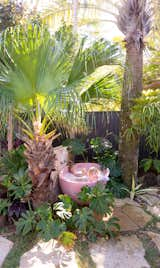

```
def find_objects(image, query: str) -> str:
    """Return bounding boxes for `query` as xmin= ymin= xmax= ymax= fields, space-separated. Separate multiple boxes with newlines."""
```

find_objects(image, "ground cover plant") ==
xmin=0 ymin=178 xmax=120 ymax=249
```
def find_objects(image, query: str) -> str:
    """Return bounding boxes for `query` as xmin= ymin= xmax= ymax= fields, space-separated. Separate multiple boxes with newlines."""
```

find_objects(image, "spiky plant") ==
xmin=116 ymin=0 xmax=152 ymax=187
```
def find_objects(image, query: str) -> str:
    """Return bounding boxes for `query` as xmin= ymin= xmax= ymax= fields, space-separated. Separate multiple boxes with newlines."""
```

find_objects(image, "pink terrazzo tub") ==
xmin=59 ymin=162 xmax=109 ymax=201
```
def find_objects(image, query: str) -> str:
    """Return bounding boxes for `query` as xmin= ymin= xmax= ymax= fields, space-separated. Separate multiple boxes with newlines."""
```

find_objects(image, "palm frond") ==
xmin=0 ymin=23 xmax=120 ymax=136
xmin=117 ymin=0 xmax=152 ymax=46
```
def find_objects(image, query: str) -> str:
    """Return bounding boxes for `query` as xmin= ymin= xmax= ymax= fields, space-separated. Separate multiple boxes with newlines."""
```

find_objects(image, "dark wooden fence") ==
xmin=86 ymin=111 xmax=152 ymax=160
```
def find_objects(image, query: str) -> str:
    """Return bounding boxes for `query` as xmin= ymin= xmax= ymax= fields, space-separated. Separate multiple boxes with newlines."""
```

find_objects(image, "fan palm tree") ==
xmin=116 ymin=0 xmax=152 ymax=187
xmin=0 ymin=23 xmax=119 ymax=207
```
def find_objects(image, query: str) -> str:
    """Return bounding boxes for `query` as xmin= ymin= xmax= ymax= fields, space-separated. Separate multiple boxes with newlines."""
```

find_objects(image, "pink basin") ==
xmin=59 ymin=163 xmax=108 ymax=201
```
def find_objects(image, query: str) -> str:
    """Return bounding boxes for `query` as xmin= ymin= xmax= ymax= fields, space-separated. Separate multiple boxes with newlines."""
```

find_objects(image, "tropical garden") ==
xmin=0 ymin=0 xmax=160 ymax=267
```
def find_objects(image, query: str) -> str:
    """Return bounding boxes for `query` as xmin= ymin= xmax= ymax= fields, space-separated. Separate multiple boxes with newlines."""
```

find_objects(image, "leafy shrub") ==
xmin=0 ymin=167 xmax=32 ymax=222
xmin=37 ymin=219 xmax=66 ymax=241
xmin=140 ymin=158 xmax=160 ymax=173
xmin=106 ymin=178 xmax=128 ymax=198
xmin=90 ymin=137 xmax=121 ymax=178
xmin=72 ymin=207 xmax=94 ymax=233
xmin=0 ymin=199 xmax=10 ymax=216
xmin=0 ymin=146 xmax=27 ymax=176
xmin=62 ymin=138 xmax=86 ymax=157
xmin=78 ymin=183 xmax=114 ymax=216
xmin=15 ymin=185 xmax=119 ymax=245
xmin=3 ymin=168 xmax=32 ymax=200
xmin=16 ymin=210 xmax=37 ymax=235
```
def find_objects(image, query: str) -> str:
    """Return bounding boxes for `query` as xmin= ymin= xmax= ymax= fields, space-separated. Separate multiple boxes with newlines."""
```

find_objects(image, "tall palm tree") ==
xmin=117 ymin=0 xmax=152 ymax=187
xmin=0 ymin=23 xmax=119 ymax=206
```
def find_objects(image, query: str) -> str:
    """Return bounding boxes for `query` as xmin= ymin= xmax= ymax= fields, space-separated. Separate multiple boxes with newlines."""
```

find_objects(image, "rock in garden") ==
xmin=20 ymin=239 xmax=78 ymax=268
xmin=147 ymin=202 xmax=160 ymax=218
xmin=89 ymin=235 xmax=150 ymax=268
xmin=0 ymin=236 xmax=13 ymax=267
xmin=114 ymin=198 xmax=152 ymax=231
xmin=147 ymin=232 xmax=160 ymax=251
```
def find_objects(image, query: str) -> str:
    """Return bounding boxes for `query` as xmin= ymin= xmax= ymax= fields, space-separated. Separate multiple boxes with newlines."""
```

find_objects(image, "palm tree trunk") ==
xmin=119 ymin=42 xmax=143 ymax=187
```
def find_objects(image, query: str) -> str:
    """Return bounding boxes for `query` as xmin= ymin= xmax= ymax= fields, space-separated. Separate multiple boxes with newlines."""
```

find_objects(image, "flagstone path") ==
xmin=0 ymin=188 xmax=160 ymax=268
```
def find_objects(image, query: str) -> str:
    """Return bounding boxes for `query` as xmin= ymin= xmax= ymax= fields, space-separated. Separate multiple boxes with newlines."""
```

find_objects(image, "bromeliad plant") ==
xmin=123 ymin=176 xmax=155 ymax=201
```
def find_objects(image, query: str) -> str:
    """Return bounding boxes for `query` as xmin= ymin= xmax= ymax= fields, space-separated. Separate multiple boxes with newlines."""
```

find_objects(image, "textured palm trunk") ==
xmin=24 ymin=134 xmax=56 ymax=208
xmin=119 ymin=42 xmax=143 ymax=187
xmin=23 ymin=123 xmax=69 ymax=208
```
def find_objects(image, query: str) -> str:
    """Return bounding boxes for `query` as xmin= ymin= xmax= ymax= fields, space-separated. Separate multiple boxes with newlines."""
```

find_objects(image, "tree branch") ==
xmin=144 ymin=80 xmax=160 ymax=90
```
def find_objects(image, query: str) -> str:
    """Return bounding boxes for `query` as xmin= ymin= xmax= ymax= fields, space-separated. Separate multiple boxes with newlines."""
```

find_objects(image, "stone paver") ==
xmin=113 ymin=208 xmax=139 ymax=231
xmin=139 ymin=194 xmax=159 ymax=206
xmin=0 ymin=236 xmax=13 ymax=267
xmin=156 ymin=222 xmax=160 ymax=229
xmin=20 ymin=239 xmax=78 ymax=268
xmin=115 ymin=198 xmax=141 ymax=208
xmin=114 ymin=198 xmax=152 ymax=231
xmin=147 ymin=203 xmax=160 ymax=218
xmin=89 ymin=235 xmax=150 ymax=268
xmin=122 ymin=204 xmax=152 ymax=227
xmin=147 ymin=232 xmax=160 ymax=251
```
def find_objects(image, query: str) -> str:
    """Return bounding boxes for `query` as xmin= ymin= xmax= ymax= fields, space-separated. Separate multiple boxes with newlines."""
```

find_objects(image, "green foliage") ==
xmin=62 ymin=138 xmax=86 ymax=156
xmin=2 ymin=168 xmax=32 ymax=200
xmin=105 ymin=217 xmax=120 ymax=237
xmin=131 ymin=91 xmax=160 ymax=154
xmin=90 ymin=137 xmax=121 ymax=178
xmin=37 ymin=219 xmax=66 ymax=241
xmin=140 ymin=158 xmax=160 ymax=173
xmin=16 ymin=210 xmax=37 ymax=236
xmin=58 ymin=231 xmax=77 ymax=250
xmin=78 ymin=184 xmax=114 ymax=216
xmin=89 ymin=186 xmax=114 ymax=216
xmin=35 ymin=203 xmax=53 ymax=221
xmin=140 ymin=159 xmax=153 ymax=172
xmin=153 ymin=160 xmax=160 ymax=173
xmin=0 ymin=199 xmax=10 ymax=216
xmin=15 ymin=187 xmax=119 ymax=243
xmin=0 ymin=23 xmax=119 ymax=136
xmin=81 ymin=71 xmax=122 ymax=111
xmin=72 ymin=207 xmax=94 ymax=233
xmin=0 ymin=146 xmax=27 ymax=176
xmin=123 ymin=176 xmax=155 ymax=201
xmin=107 ymin=178 xmax=128 ymax=198
xmin=0 ymin=146 xmax=31 ymax=202
xmin=58 ymin=194 xmax=74 ymax=211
